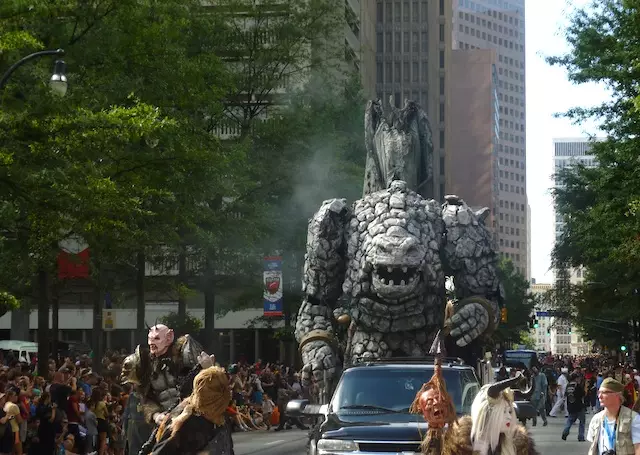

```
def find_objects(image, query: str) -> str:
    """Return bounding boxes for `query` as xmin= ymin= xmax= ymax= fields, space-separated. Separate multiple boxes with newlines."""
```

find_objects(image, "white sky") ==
xmin=525 ymin=0 xmax=610 ymax=283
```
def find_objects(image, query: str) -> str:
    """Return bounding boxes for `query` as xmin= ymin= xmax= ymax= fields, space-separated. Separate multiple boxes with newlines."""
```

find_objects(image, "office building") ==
xmin=553 ymin=138 xmax=601 ymax=284
xmin=374 ymin=0 xmax=452 ymax=201
xmin=452 ymin=0 xmax=528 ymax=278
xmin=447 ymin=49 xmax=500 ymax=244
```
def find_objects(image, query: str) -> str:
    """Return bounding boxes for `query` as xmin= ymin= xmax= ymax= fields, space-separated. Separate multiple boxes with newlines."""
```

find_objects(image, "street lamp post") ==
xmin=0 ymin=48 xmax=67 ymax=94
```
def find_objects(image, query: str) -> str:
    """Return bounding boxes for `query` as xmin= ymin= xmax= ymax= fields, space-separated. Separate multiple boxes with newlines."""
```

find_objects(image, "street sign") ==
xmin=536 ymin=311 xmax=549 ymax=317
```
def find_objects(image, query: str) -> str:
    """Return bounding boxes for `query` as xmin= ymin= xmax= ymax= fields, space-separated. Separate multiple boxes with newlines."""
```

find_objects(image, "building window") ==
xmin=439 ymin=50 xmax=444 ymax=68
xmin=439 ymin=76 xmax=445 ymax=96
xmin=439 ymin=102 xmax=445 ymax=122
xmin=404 ymin=31 xmax=409 ymax=52
xmin=377 ymin=2 xmax=383 ymax=23
xmin=439 ymin=24 xmax=445 ymax=42
xmin=422 ymin=31 xmax=428 ymax=52
xmin=377 ymin=62 xmax=383 ymax=83
xmin=439 ymin=0 xmax=444 ymax=15
xmin=439 ymin=130 xmax=445 ymax=148
xmin=439 ymin=156 xmax=445 ymax=174
xmin=377 ymin=32 xmax=383 ymax=52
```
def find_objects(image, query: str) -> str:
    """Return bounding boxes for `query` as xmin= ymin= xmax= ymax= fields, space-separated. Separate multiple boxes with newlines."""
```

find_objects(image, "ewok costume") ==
xmin=139 ymin=366 xmax=234 ymax=455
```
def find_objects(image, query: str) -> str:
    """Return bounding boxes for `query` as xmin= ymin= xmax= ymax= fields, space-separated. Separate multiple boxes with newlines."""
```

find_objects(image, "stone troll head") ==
xmin=343 ymin=180 xmax=443 ymax=306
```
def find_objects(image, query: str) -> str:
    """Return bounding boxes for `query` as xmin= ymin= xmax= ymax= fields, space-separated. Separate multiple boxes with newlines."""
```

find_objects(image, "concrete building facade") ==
xmin=451 ymin=0 xmax=528 ymax=279
xmin=552 ymin=138 xmax=600 ymax=284
xmin=374 ymin=0 xmax=452 ymax=201
xmin=447 ymin=49 xmax=500 ymax=245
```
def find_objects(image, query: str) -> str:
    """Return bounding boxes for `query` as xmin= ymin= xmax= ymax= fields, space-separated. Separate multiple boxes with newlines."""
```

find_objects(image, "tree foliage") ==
xmin=491 ymin=258 xmax=536 ymax=346
xmin=546 ymin=0 xmax=640 ymax=328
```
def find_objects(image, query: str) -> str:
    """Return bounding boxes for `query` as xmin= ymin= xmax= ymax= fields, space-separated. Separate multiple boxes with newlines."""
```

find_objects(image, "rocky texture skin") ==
xmin=295 ymin=180 xmax=503 ymax=400
xmin=363 ymin=98 xmax=433 ymax=196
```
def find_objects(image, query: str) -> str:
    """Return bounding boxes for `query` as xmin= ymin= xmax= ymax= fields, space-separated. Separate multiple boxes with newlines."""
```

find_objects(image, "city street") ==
xmin=233 ymin=428 xmax=308 ymax=455
xmin=527 ymin=412 xmax=593 ymax=455
xmin=232 ymin=413 xmax=597 ymax=455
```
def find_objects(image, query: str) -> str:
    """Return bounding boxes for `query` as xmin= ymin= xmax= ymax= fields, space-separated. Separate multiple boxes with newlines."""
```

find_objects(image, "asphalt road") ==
xmin=527 ymin=409 xmax=594 ymax=455
xmin=232 ymin=411 xmax=596 ymax=455
xmin=233 ymin=428 xmax=308 ymax=455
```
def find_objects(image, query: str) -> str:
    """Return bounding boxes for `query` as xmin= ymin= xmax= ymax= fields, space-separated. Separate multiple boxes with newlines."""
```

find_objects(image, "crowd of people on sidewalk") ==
xmin=0 ymin=348 xmax=313 ymax=455
xmin=515 ymin=354 xmax=640 ymax=451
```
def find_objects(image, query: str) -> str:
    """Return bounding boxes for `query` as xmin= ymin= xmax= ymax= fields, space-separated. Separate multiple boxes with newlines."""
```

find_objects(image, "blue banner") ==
xmin=263 ymin=256 xmax=283 ymax=317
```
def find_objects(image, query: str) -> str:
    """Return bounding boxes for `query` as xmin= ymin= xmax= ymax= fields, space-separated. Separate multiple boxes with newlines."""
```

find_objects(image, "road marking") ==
xmin=266 ymin=440 xmax=285 ymax=446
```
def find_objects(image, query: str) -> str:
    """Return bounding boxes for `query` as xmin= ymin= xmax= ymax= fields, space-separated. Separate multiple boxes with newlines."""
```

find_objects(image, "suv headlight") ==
xmin=316 ymin=439 xmax=359 ymax=452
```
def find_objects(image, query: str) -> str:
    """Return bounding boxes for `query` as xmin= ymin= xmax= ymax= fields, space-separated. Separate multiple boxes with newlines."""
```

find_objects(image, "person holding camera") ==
xmin=586 ymin=378 xmax=640 ymax=455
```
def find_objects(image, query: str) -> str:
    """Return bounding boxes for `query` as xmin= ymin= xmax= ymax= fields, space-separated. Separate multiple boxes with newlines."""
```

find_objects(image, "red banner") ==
xmin=57 ymin=248 xmax=90 ymax=279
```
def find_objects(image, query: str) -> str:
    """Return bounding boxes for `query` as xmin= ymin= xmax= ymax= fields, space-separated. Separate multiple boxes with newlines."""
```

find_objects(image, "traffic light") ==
xmin=534 ymin=319 xmax=539 ymax=329
xmin=501 ymin=307 xmax=507 ymax=323
xmin=621 ymin=345 xmax=627 ymax=352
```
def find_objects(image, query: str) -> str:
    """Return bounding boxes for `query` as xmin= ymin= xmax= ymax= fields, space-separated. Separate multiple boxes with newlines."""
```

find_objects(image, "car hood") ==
xmin=321 ymin=413 xmax=428 ymax=441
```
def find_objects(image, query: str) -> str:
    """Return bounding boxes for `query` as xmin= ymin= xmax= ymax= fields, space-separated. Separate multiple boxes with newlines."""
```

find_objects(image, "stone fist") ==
xmin=300 ymin=340 xmax=340 ymax=403
xmin=197 ymin=351 xmax=216 ymax=369
xmin=446 ymin=299 xmax=491 ymax=347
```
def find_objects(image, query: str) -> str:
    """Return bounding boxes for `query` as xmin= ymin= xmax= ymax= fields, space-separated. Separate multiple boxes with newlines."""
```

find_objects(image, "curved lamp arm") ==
xmin=0 ymin=49 xmax=65 ymax=90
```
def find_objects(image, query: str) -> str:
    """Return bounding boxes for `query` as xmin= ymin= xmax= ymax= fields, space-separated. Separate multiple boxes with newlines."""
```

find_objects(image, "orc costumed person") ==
xmin=139 ymin=366 xmax=234 ymax=455
xmin=120 ymin=324 xmax=216 ymax=427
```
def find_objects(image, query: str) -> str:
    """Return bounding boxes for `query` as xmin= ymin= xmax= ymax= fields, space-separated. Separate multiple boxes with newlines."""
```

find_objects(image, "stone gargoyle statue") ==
xmin=294 ymin=99 xmax=505 ymax=401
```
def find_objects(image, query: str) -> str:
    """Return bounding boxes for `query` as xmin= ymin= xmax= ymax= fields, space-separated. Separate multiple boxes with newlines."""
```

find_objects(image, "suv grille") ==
xmin=356 ymin=441 xmax=422 ymax=452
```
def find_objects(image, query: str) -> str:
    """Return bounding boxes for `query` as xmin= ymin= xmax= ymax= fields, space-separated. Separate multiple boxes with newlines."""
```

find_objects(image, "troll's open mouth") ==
xmin=374 ymin=265 xmax=419 ymax=286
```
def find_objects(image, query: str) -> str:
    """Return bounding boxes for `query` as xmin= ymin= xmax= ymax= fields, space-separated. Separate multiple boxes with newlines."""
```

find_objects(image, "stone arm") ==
xmin=295 ymin=198 xmax=350 ymax=392
xmin=441 ymin=195 xmax=504 ymax=347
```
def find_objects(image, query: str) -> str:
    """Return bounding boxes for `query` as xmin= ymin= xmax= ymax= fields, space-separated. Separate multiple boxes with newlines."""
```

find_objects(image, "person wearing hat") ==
xmin=550 ymin=367 xmax=570 ymax=418
xmin=586 ymin=378 xmax=640 ymax=455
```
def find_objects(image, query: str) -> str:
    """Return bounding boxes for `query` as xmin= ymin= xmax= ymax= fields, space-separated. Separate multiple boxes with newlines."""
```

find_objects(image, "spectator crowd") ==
xmin=0 ymin=349 xmax=314 ymax=455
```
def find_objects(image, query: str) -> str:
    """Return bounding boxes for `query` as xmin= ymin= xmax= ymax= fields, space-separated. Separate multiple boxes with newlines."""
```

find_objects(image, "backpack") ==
xmin=566 ymin=382 xmax=577 ymax=404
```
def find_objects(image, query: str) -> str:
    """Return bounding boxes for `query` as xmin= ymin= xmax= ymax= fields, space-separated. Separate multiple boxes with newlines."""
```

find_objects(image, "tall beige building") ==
xmin=374 ymin=0 xmax=452 ymax=201
xmin=452 ymin=0 xmax=528 ymax=278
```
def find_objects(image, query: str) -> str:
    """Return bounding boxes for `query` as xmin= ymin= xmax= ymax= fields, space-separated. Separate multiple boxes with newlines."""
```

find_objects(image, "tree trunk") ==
xmin=36 ymin=269 xmax=50 ymax=379
xmin=177 ymin=248 xmax=187 ymax=324
xmin=51 ymin=283 xmax=59 ymax=364
xmin=136 ymin=251 xmax=146 ymax=346
xmin=92 ymin=263 xmax=104 ymax=373
xmin=203 ymin=257 xmax=216 ymax=354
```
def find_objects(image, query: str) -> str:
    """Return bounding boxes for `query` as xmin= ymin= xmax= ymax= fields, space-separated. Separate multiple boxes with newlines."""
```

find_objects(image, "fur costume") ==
xmin=139 ymin=366 xmax=234 ymax=455
xmin=440 ymin=416 xmax=538 ymax=455
xmin=121 ymin=333 xmax=204 ymax=425
xmin=415 ymin=371 xmax=539 ymax=455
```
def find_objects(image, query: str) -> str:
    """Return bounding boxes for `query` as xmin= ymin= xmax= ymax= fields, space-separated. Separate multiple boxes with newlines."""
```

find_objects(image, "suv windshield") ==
xmin=330 ymin=366 xmax=480 ymax=416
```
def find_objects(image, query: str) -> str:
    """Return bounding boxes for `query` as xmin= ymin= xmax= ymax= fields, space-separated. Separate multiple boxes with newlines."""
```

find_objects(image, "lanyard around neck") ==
xmin=603 ymin=416 xmax=617 ymax=451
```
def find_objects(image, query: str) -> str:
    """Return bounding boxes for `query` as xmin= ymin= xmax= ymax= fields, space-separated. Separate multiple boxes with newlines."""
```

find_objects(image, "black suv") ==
xmin=287 ymin=357 xmax=481 ymax=455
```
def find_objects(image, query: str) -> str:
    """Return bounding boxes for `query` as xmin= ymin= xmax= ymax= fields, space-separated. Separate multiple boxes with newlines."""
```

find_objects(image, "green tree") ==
xmin=0 ymin=0 xmax=237 ymax=372
xmin=546 ymin=0 xmax=640 ymax=331
xmin=159 ymin=311 xmax=203 ymax=339
xmin=491 ymin=258 xmax=536 ymax=346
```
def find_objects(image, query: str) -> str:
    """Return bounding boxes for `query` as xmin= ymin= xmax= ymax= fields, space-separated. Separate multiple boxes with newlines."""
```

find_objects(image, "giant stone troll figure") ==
xmin=295 ymin=99 xmax=505 ymax=400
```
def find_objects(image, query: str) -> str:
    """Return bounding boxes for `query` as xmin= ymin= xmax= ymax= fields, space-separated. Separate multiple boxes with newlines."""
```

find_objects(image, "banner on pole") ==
xmin=263 ymin=256 xmax=283 ymax=317
xmin=103 ymin=309 xmax=116 ymax=331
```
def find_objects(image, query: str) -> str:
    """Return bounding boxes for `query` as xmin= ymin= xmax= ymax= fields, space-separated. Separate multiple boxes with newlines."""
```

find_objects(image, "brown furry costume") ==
xmin=437 ymin=416 xmax=539 ymax=455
